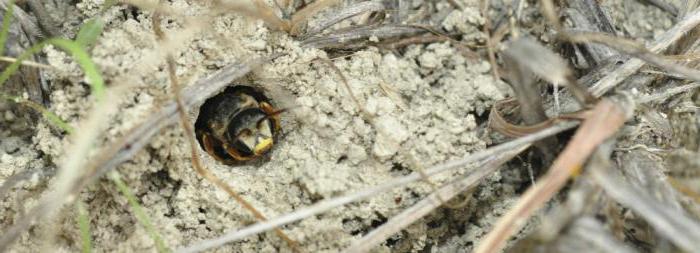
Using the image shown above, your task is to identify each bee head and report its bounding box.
[226,108,275,157]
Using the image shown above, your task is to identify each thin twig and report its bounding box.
[587,8,700,96]
[152,8,301,252]
[0,89,120,251]
[289,0,341,35]
[154,9,301,251]
[176,122,577,253]
[481,0,500,80]
[637,82,700,103]
[344,144,529,253]
[567,31,700,84]
[0,56,54,69]
[301,24,426,49]
[0,2,281,249]
[640,0,679,16]
[303,1,385,37]
[0,57,274,252]
[380,34,448,49]
[474,98,632,253]
[590,149,700,251]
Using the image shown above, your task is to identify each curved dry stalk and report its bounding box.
[0,56,273,251]
[304,1,385,37]
[0,89,121,251]
[475,9,700,251]
[590,150,700,251]
[250,0,290,31]
[555,217,637,253]
[505,37,596,105]
[586,8,700,96]
[289,0,341,35]
[488,98,590,138]
[481,0,500,80]
[301,24,426,49]
[567,31,700,83]
[637,82,700,104]
[82,53,278,189]
[175,122,577,253]
[0,3,227,247]
[217,0,340,35]
[344,144,529,253]
[152,9,301,251]
[408,152,469,209]
[474,98,632,253]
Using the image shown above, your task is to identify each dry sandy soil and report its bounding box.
[0,0,693,252]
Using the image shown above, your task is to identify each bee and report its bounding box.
[194,85,282,164]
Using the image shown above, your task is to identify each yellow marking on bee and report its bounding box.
[254,137,274,155]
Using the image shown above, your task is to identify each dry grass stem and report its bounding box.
[488,98,589,138]
[475,98,632,253]
[301,24,426,49]
[502,40,550,124]
[408,153,467,209]
[505,37,596,105]
[251,0,290,31]
[565,0,620,68]
[0,56,54,69]
[563,217,636,253]
[590,151,700,251]
[644,0,679,16]
[289,0,340,35]
[588,8,700,96]
[381,34,448,49]
[176,122,576,252]
[481,0,500,80]
[0,89,122,251]
[637,82,700,103]
[567,31,700,83]
[152,9,300,251]
[344,144,529,253]
[304,1,385,37]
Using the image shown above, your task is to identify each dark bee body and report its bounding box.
[195,85,281,164]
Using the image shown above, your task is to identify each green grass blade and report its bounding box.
[109,171,169,253]
[0,0,15,57]
[75,19,104,49]
[0,38,105,101]
[0,93,74,133]
[76,201,92,253]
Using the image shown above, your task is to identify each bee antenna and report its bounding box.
[257,107,294,127]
